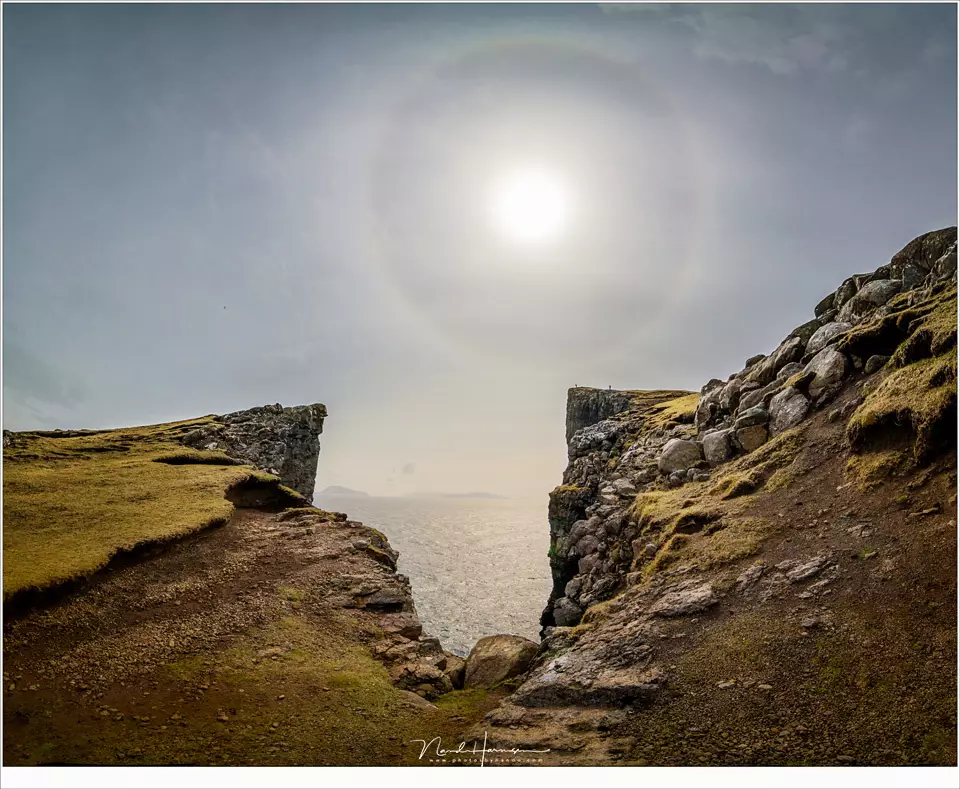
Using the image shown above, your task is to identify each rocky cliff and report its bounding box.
[179,402,327,500]
[470,226,957,765]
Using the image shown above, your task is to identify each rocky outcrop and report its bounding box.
[540,228,956,635]
[181,403,327,500]
[565,387,636,443]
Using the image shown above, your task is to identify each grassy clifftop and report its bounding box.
[2,417,304,600]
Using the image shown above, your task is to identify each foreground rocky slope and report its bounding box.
[3,403,521,765]
[471,226,957,765]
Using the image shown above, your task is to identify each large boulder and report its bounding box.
[464,634,539,689]
[701,429,734,466]
[746,336,804,385]
[657,438,704,475]
[837,279,902,323]
[734,406,770,430]
[806,321,851,356]
[769,387,809,434]
[803,347,849,402]
[735,424,769,452]
[552,597,584,627]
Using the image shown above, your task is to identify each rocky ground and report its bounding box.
[2,493,511,766]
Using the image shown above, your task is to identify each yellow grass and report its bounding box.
[2,417,298,598]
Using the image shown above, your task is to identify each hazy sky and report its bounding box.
[3,2,957,498]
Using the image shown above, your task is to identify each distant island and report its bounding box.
[404,491,508,500]
[318,485,370,497]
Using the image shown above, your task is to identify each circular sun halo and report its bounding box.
[488,169,572,245]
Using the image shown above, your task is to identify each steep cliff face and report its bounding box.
[180,403,327,500]
[472,226,958,765]
[565,387,637,443]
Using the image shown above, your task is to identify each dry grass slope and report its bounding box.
[2,418,303,599]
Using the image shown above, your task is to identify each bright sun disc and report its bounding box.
[488,168,572,245]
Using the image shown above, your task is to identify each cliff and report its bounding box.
[3,403,506,765]
[468,226,958,765]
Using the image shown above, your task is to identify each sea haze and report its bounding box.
[314,493,551,655]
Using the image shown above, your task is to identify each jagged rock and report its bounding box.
[568,420,623,460]
[803,347,849,402]
[782,555,832,583]
[649,582,717,617]
[735,563,767,593]
[735,424,769,452]
[744,352,766,369]
[464,635,539,689]
[180,403,326,499]
[701,429,734,466]
[864,355,890,374]
[932,241,958,280]
[565,388,635,443]
[657,439,703,475]
[737,378,784,412]
[806,322,852,356]
[837,279,902,323]
[611,478,637,497]
[769,387,809,434]
[734,406,769,430]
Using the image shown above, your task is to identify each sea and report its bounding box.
[313,494,552,656]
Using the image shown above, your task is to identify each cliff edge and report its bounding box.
[468,226,958,765]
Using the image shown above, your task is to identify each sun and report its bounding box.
[488,168,572,245]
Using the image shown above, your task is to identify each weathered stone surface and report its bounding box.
[565,388,635,443]
[701,429,733,466]
[864,354,890,374]
[806,322,852,356]
[180,403,326,500]
[718,378,742,412]
[790,318,823,346]
[568,419,622,460]
[747,336,804,385]
[657,438,703,475]
[735,424,769,452]
[444,656,467,690]
[803,347,848,401]
[649,582,717,617]
[837,279,902,323]
[464,635,539,689]
[553,596,584,627]
[769,387,809,434]
[814,291,836,317]
[776,362,804,381]
[734,406,769,430]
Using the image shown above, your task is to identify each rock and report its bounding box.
[611,478,637,497]
[814,291,836,317]
[864,355,889,374]
[464,635,539,689]
[657,439,703,476]
[553,597,584,627]
[806,322,852,356]
[735,425,768,452]
[769,387,809,434]
[932,242,958,280]
[734,406,769,430]
[837,279,902,323]
[701,430,734,467]
[776,362,804,381]
[735,563,766,593]
[399,689,438,709]
[737,378,784,412]
[443,656,466,690]
[744,353,766,369]
[747,337,804,385]
[180,402,326,499]
[785,556,831,582]
[649,582,717,617]
[803,347,848,402]
[718,378,742,412]
[717,680,736,689]
[790,318,822,346]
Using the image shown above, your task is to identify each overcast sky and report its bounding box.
[3,3,957,498]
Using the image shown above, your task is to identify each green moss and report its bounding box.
[647,393,701,428]
[277,586,306,603]
[845,451,912,492]
[711,470,763,500]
